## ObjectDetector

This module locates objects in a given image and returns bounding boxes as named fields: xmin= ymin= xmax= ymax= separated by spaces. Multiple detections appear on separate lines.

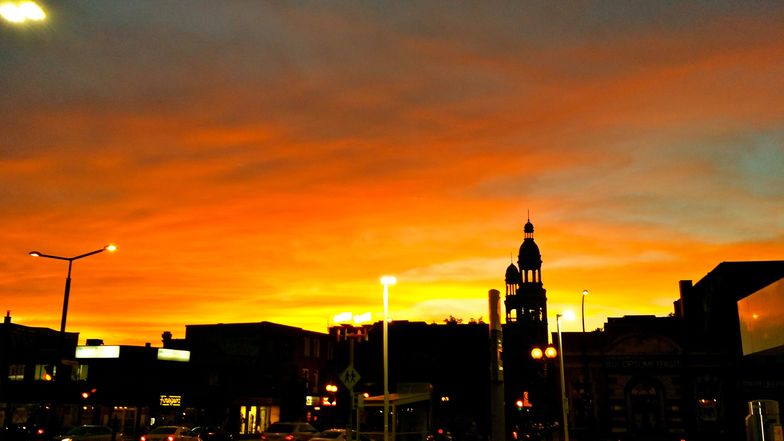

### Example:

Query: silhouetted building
xmin=179 ymin=321 xmax=334 ymax=436
xmin=501 ymin=218 xmax=555 ymax=436
xmin=71 ymin=341 xmax=192 ymax=437
xmin=558 ymin=260 xmax=784 ymax=441
xmin=330 ymin=320 xmax=490 ymax=441
xmin=0 ymin=312 xmax=79 ymax=431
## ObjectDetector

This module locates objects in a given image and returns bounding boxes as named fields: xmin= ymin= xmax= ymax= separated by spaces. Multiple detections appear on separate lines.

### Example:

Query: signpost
xmin=332 ymin=321 xmax=372 ymax=441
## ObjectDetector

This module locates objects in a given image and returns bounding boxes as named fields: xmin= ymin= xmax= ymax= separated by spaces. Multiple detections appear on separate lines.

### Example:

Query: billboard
xmin=738 ymin=277 xmax=784 ymax=356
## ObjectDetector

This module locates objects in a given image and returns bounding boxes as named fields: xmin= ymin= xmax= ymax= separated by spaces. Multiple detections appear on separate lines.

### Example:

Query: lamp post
xmin=29 ymin=244 xmax=115 ymax=432
xmin=556 ymin=311 xmax=575 ymax=441
xmin=580 ymin=289 xmax=593 ymax=433
xmin=29 ymin=244 xmax=117 ymax=336
xmin=380 ymin=276 xmax=396 ymax=441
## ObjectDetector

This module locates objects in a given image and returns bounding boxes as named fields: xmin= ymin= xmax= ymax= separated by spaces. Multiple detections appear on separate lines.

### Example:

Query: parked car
xmin=260 ymin=423 xmax=318 ymax=441
xmin=53 ymin=426 xmax=113 ymax=441
xmin=141 ymin=427 xmax=197 ymax=441
xmin=1 ymin=424 xmax=47 ymax=441
xmin=190 ymin=427 xmax=232 ymax=441
xmin=310 ymin=429 xmax=370 ymax=441
xmin=425 ymin=429 xmax=452 ymax=441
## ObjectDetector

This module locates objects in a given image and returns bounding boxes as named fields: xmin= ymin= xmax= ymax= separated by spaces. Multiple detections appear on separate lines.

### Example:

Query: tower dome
xmin=505 ymin=263 xmax=520 ymax=284
xmin=524 ymin=220 xmax=534 ymax=234
xmin=518 ymin=218 xmax=542 ymax=270
xmin=518 ymin=240 xmax=542 ymax=269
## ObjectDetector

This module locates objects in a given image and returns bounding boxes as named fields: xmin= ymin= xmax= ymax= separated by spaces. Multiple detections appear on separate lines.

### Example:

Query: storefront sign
xmin=160 ymin=395 xmax=182 ymax=407
xmin=604 ymin=359 xmax=680 ymax=369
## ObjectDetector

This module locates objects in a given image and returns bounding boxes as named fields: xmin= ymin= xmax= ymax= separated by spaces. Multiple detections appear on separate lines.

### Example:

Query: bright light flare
xmin=544 ymin=346 xmax=558 ymax=359
xmin=561 ymin=310 xmax=576 ymax=321
xmin=380 ymin=275 xmax=397 ymax=286
xmin=333 ymin=312 xmax=352 ymax=324
xmin=530 ymin=347 xmax=543 ymax=360
xmin=353 ymin=312 xmax=372 ymax=324
xmin=105 ymin=244 xmax=117 ymax=252
xmin=0 ymin=1 xmax=46 ymax=23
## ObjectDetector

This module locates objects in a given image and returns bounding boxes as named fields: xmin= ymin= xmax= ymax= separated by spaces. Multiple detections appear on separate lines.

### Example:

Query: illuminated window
xmin=8 ymin=364 xmax=24 ymax=381
xmin=34 ymin=364 xmax=55 ymax=381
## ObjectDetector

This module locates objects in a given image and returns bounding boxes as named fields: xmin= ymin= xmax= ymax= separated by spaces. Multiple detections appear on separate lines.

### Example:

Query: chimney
xmin=4 ymin=310 xmax=10 ymax=324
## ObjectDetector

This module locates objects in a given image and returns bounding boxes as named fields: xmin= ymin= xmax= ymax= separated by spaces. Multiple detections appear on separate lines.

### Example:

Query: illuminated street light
xmin=530 ymin=345 xmax=557 ymax=361
xmin=581 ymin=290 xmax=588 ymax=333
xmin=531 ymin=347 xmax=543 ymax=360
xmin=380 ymin=275 xmax=396 ymax=441
xmin=556 ymin=310 xmax=575 ymax=441
xmin=0 ymin=1 xmax=46 ymax=24
xmin=29 ymin=244 xmax=117 ymax=335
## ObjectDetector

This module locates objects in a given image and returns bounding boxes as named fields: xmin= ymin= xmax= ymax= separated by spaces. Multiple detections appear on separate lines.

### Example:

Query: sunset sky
xmin=2 ymin=1 xmax=782 ymax=346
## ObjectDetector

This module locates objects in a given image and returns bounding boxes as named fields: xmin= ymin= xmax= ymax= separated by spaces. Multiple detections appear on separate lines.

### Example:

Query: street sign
xmin=339 ymin=366 xmax=361 ymax=389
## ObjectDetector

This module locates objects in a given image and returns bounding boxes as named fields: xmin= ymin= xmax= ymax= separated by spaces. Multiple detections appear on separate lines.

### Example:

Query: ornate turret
xmin=518 ymin=219 xmax=542 ymax=283
xmin=500 ymin=216 xmax=551 ymax=436
xmin=503 ymin=217 xmax=548 ymax=336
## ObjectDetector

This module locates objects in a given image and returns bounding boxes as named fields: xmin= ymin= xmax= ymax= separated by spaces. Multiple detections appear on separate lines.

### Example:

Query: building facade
xmin=558 ymin=261 xmax=784 ymax=441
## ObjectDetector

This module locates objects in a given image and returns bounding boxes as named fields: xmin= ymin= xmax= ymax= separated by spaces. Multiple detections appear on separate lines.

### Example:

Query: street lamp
xmin=556 ymin=310 xmax=575 ymax=441
xmin=29 ymin=244 xmax=117 ymax=335
xmin=0 ymin=1 xmax=46 ymax=24
xmin=380 ymin=275 xmax=396 ymax=441
xmin=581 ymin=290 xmax=588 ymax=333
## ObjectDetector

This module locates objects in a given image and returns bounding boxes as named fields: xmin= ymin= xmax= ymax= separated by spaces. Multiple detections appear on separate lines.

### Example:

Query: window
xmin=304 ymin=337 xmax=311 ymax=357
xmin=313 ymin=338 xmax=320 ymax=358
xmin=8 ymin=364 xmax=24 ymax=381
xmin=72 ymin=364 xmax=89 ymax=381
xmin=34 ymin=364 xmax=55 ymax=381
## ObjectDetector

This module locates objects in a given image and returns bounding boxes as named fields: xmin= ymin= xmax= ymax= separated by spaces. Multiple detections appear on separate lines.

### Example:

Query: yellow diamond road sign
xmin=340 ymin=366 xmax=360 ymax=389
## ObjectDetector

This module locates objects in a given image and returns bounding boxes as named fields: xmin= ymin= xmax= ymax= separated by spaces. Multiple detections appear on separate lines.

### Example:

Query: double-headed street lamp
xmin=556 ymin=310 xmax=575 ymax=441
xmin=380 ymin=275 xmax=396 ymax=441
xmin=29 ymin=244 xmax=117 ymax=335
xmin=29 ymin=244 xmax=115 ymax=429
xmin=0 ymin=1 xmax=46 ymax=24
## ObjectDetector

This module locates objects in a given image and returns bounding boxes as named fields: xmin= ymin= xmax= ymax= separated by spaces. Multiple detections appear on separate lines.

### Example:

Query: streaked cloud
xmin=0 ymin=1 xmax=781 ymax=344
